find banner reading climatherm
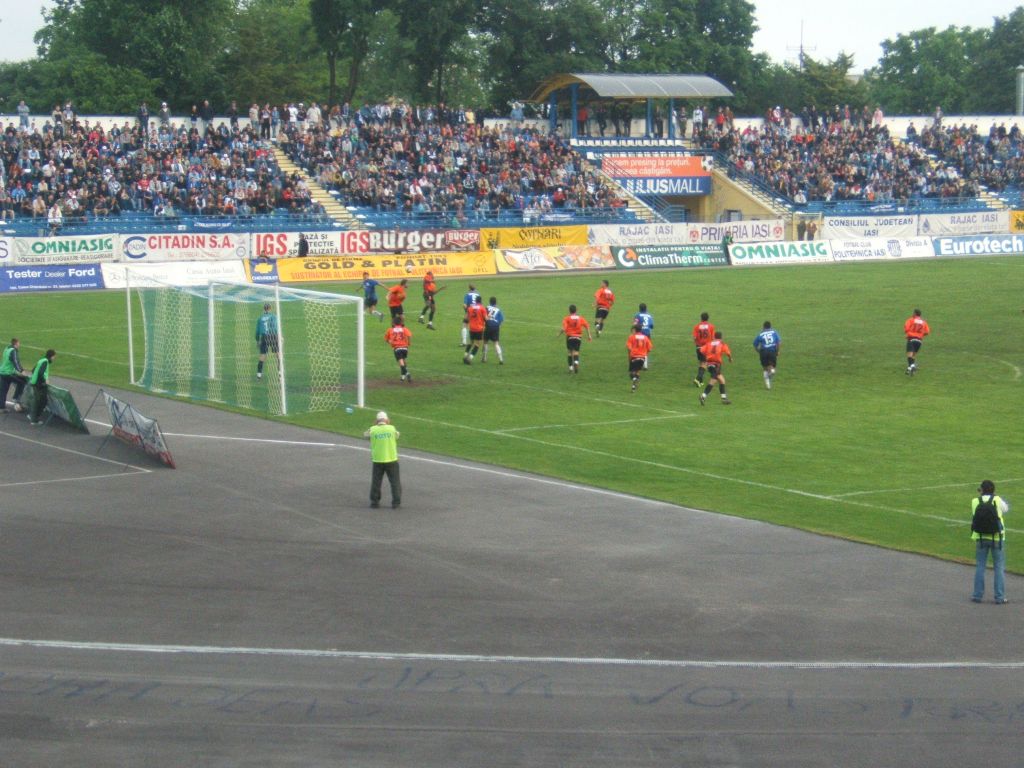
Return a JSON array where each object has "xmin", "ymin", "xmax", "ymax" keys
[{"xmin": 612, "ymin": 244, "xmax": 727, "ymax": 269}]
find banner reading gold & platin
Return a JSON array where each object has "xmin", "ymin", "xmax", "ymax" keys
[{"xmin": 275, "ymin": 251, "xmax": 497, "ymax": 283}]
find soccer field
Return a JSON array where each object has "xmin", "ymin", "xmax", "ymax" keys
[{"xmin": 5, "ymin": 255, "xmax": 1022, "ymax": 567}]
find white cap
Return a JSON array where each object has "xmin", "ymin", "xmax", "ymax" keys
[{"xmin": 376, "ymin": 411, "xmax": 388, "ymax": 422}]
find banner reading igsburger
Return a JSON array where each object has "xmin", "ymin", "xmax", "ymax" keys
[
  {"xmin": 338, "ymin": 229, "xmax": 482, "ymax": 254},
  {"xmin": 612, "ymin": 244, "xmax": 727, "ymax": 269},
  {"xmin": 276, "ymin": 251, "xmax": 496, "ymax": 282},
  {"xmin": 728, "ymin": 240, "xmax": 833, "ymax": 265},
  {"xmin": 13, "ymin": 234, "xmax": 119, "ymax": 265}
]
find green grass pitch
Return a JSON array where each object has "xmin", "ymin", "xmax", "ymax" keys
[{"xmin": 4, "ymin": 256, "xmax": 1021, "ymax": 568}]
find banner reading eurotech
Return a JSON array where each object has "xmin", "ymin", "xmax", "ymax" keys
[
  {"xmin": 275, "ymin": 251, "xmax": 496, "ymax": 282},
  {"xmin": 728, "ymin": 240, "xmax": 833, "ymax": 265},
  {"xmin": 603, "ymin": 155, "xmax": 712, "ymax": 195},
  {"xmin": 821, "ymin": 215, "xmax": 918, "ymax": 240},
  {"xmin": 495, "ymin": 245, "xmax": 614, "ymax": 273},
  {"xmin": 482, "ymin": 225, "xmax": 588, "ymax": 250},
  {"xmin": 933, "ymin": 233, "xmax": 1024, "ymax": 257},
  {"xmin": 612, "ymin": 244, "xmax": 727, "ymax": 269},
  {"xmin": 121, "ymin": 233, "xmax": 249, "ymax": 261},
  {"xmin": 12, "ymin": 234, "xmax": 119, "ymax": 265},
  {"xmin": 337, "ymin": 228, "xmax": 482, "ymax": 254}
]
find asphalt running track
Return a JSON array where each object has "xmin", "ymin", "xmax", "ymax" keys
[{"xmin": 0, "ymin": 380, "xmax": 1021, "ymax": 767}]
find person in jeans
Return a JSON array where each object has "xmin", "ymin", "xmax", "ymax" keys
[{"xmin": 971, "ymin": 480, "xmax": 1010, "ymax": 604}]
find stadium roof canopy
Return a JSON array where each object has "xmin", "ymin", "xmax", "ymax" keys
[{"xmin": 528, "ymin": 73, "xmax": 733, "ymax": 103}]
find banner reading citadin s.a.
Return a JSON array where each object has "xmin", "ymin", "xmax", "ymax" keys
[
  {"xmin": 121, "ymin": 233, "xmax": 249, "ymax": 261},
  {"xmin": 103, "ymin": 390, "xmax": 176, "ymax": 468},
  {"xmin": 13, "ymin": 234, "xmax": 119, "ymax": 264}
]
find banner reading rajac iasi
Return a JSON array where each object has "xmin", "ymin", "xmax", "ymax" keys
[
  {"xmin": 589, "ymin": 220, "xmax": 785, "ymax": 247},
  {"xmin": 823, "ymin": 211, "xmax": 1009, "ymax": 239},
  {"xmin": 12, "ymin": 234, "xmax": 119, "ymax": 265},
  {"xmin": 122, "ymin": 233, "xmax": 249, "ymax": 261},
  {"xmin": 274, "ymin": 251, "xmax": 496, "ymax": 282}
]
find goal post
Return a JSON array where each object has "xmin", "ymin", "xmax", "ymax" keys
[{"xmin": 126, "ymin": 272, "xmax": 364, "ymax": 415}]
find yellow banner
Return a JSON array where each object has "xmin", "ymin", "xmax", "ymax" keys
[
  {"xmin": 482, "ymin": 225, "xmax": 589, "ymax": 250},
  {"xmin": 275, "ymin": 251, "xmax": 497, "ymax": 283},
  {"xmin": 1011, "ymin": 210, "xmax": 1024, "ymax": 232},
  {"xmin": 495, "ymin": 245, "xmax": 615, "ymax": 273}
]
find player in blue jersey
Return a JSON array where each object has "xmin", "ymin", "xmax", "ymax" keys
[
  {"xmin": 633, "ymin": 303, "xmax": 654, "ymax": 368},
  {"xmin": 255, "ymin": 303, "xmax": 279, "ymax": 379},
  {"xmin": 358, "ymin": 271, "xmax": 384, "ymax": 321},
  {"xmin": 461, "ymin": 283, "xmax": 482, "ymax": 346},
  {"xmin": 482, "ymin": 296, "xmax": 505, "ymax": 364},
  {"xmin": 753, "ymin": 320, "xmax": 781, "ymax": 389}
]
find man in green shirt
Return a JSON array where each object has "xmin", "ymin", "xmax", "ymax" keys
[
  {"xmin": 363, "ymin": 411, "xmax": 401, "ymax": 508},
  {"xmin": 28, "ymin": 349, "xmax": 56, "ymax": 425},
  {"xmin": 0, "ymin": 338, "xmax": 28, "ymax": 412}
]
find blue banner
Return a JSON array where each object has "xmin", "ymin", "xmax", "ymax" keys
[
  {"xmin": 0, "ymin": 263, "xmax": 105, "ymax": 292},
  {"xmin": 933, "ymin": 234, "xmax": 1024, "ymax": 257},
  {"xmin": 247, "ymin": 258, "xmax": 281, "ymax": 284},
  {"xmin": 620, "ymin": 177, "xmax": 712, "ymax": 195}
]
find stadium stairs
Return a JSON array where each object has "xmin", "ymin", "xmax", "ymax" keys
[{"xmin": 270, "ymin": 144, "xmax": 361, "ymax": 229}]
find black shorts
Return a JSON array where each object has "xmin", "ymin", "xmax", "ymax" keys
[
  {"xmin": 629, "ymin": 357, "xmax": 645, "ymax": 373},
  {"xmin": 706, "ymin": 363, "xmax": 722, "ymax": 378},
  {"xmin": 422, "ymin": 294, "xmax": 435, "ymax": 306},
  {"xmin": 469, "ymin": 330, "xmax": 484, "ymax": 342},
  {"xmin": 259, "ymin": 335, "xmax": 279, "ymax": 354},
  {"xmin": 366, "ymin": 297, "xmax": 378, "ymax": 308},
  {"xmin": 695, "ymin": 347, "xmax": 706, "ymax": 363},
  {"xmin": 393, "ymin": 347, "xmax": 408, "ymax": 361},
  {"xmin": 759, "ymin": 349, "xmax": 778, "ymax": 368},
  {"xmin": 906, "ymin": 338, "xmax": 923, "ymax": 353},
  {"xmin": 566, "ymin": 337, "xmax": 582, "ymax": 352},
  {"xmin": 389, "ymin": 304, "xmax": 404, "ymax": 319},
  {"xmin": 484, "ymin": 326, "xmax": 500, "ymax": 342},
  {"xmin": 596, "ymin": 307, "xmax": 610, "ymax": 320}
]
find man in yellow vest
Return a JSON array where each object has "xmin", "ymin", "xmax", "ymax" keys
[{"xmin": 364, "ymin": 411, "xmax": 401, "ymax": 509}]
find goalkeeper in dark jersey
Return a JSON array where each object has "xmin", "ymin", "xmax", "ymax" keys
[{"xmin": 255, "ymin": 303, "xmax": 279, "ymax": 379}]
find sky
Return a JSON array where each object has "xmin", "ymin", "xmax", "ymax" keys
[{"xmin": 0, "ymin": 0, "xmax": 1020, "ymax": 71}]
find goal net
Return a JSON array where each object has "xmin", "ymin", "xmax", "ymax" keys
[{"xmin": 127, "ymin": 276, "xmax": 364, "ymax": 415}]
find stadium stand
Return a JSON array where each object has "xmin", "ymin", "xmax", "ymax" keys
[
  {"xmin": 276, "ymin": 103, "xmax": 637, "ymax": 230},
  {"xmin": 0, "ymin": 117, "xmax": 333, "ymax": 236}
]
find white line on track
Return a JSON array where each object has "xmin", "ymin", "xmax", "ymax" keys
[
  {"xmin": 2, "ymin": 636, "xmax": 1024, "ymax": 670},
  {"xmin": 0, "ymin": 429, "xmax": 152, "ymax": 475}
]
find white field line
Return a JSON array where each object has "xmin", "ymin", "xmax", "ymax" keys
[
  {"xmin": 3, "ymin": 636, "xmax": 1024, "ymax": 670},
  {"xmin": 497, "ymin": 414, "xmax": 695, "ymax": 433},
  {"xmin": 996, "ymin": 359, "xmax": 1022, "ymax": 380},
  {"xmin": 834, "ymin": 478, "xmax": 1024, "ymax": 498}
]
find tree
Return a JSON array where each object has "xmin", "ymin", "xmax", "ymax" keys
[
  {"xmin": 309, "ymin": 0, "xmax": 382, "ymax": 106},
  {"xmin": 970, "ymin": 7, "xmax": 1024, "ymax": 113},
  {"xmin": 393, "ymin": 0, "xmax": 479, "ymax": 103}
]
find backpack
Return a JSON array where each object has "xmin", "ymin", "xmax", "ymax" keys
[{"xmin": 971, "ymin": 495, "xmax": 1003, "ymax": 541}]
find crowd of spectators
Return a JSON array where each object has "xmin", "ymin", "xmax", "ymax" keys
[
  {"xmin": 912, "ymin": 121, "xmax": 1024, "ymax": 194},
  {"xmin": 695, "ymin": 106, "xmax": 992, "ymax": 206},
  {"xmin": 278, "ymin": 100, "xmax": 628, "ymax": 225},
  {"xmin": 0, "ymin": 106, "xmax": 324, "ymax": 232}
]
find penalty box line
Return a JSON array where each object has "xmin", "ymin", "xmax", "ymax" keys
[{"xmin": 2, "ymin": 636, "xmax": 1024, "ymax": 670}]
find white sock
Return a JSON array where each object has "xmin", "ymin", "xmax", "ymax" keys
[
  {"xmin": 461, "ymin": 327, "xmax": 468, "ymax": 344},
  {"xmin": 496, "ymin": 344, "xmax": 503, "ymax": 362}
]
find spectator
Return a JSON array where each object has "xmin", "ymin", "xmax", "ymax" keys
[{"xmin": 17, "ymin": 100, "xmax": 29, "ymax": 131}]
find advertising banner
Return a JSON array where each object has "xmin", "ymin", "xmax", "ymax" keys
[
  {"xmin": 495, "ymin": 245, "xmax": 614, "ymax": 273},
  {"xmin": 918, "ymin": 210, "xmax": 1008, "ymax": 236},
  {"xmin": 933, "ymin": 234, "xmax": 1024, "ymax": 257},
  {"xmin": 338, "ymin": 228, "xmax": 482, "ymax": 255},
  {"xmin": 251, "ymin": 231, "xmax": 342, "ymax": 259},
  {"xmin": 11, "ymin": 234, "xmax": 119, "ymax": 265},
  {"xmin": 276, "ymin": 251, "xmax": 496, "ymax": 283},
  {"xmin": 728, "ymin": 240, "xmax": 833, "ymax": 265},
  {"xmin": 590, "ymin": 220, "xmax": 785, "ymax": 247},
  {"xmin": 612, "ymin": 244, "xmax": 728, "ymax": 269},
  {"xmin": 103, "ymin": 390, "xmax": 176, "ymax": 468},
  {"xmin": 0, "ymin": 237, "xmax": 10, "ymax": 263},
  {"xmin": 821, "ymin": 215, "xmax": 919, "ymax": 240},
  {"xmin": 22, "ymin": 384, "xmax": 89, "ymax": 432},
  {"xmin": 101, "ymin": 260, "xmax": 246, "ymax": 289},
  {"xmin": 604, "ymin": 155, "xmax": 712, "ymax": 196},
  {"xmin": 830, "ymin": 238, "xmax": 935, "ymax": 261},
  {"xmin": 121, "ymin": 233, "xmax": 249, "ymax": 262},
  {"xmin": 482, "ymin": 225, "xmax": 589, "ymax": 250},
  {"xmin": 0, "ymin": 263, "xmax": 104, "ymax": 292},
  {"xmin": 247, "ymin": 257, "xmax": 281, "ymax": 284},
  {"xmin": 1010, "ymin": 210, "xmax": 1024, "ymax": 232}
]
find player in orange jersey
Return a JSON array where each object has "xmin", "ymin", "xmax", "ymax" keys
[
  {"xmin": 463, "ymin": 297, "xmax": 488, "ymax": 364},
  {"xmin": 903, "ymin": 308, "xmax": 930, "ymax": 376},
  {"xmin": 418, "ymin": 271, "xmax": 441, "ymax": 330},
  {"xmin": 692, "ymin": 311, "xmax": 715, "ymax": 387},
  {"xmin": 593, "ymin": 279, "xmax": 615, "ymax": 336},
  {"xmin": 698, "ymin": 331, "xmax": 732, "ymax": 406},
  {"xmin": 626, "ymin": 325, "xmax": 653, "ymax": 392},
  {"xmin": 557, "ymin": 304, "xmax": 593, "ymax": 373},
  {"xmin": 387, "ymin": 279, "xmax": 408, "ymax": 321},
  {"xmin": 385, "ymin": 315, "xmax": 413, "ymax": 382}
]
